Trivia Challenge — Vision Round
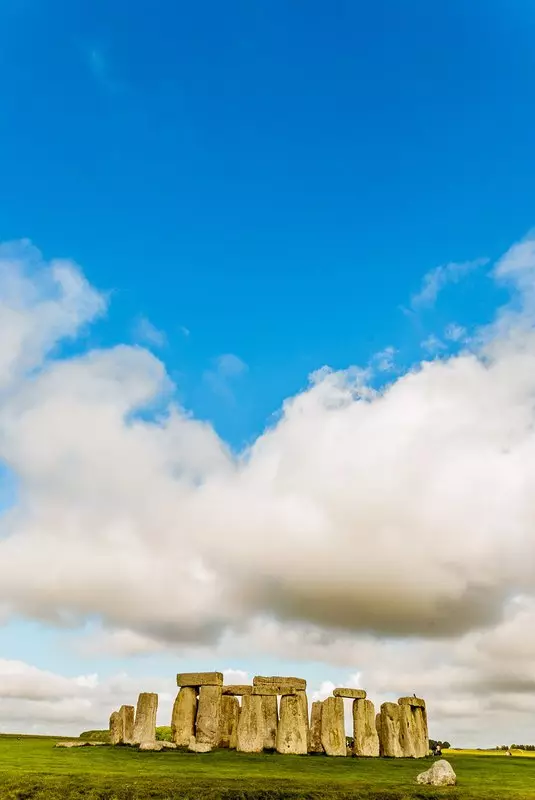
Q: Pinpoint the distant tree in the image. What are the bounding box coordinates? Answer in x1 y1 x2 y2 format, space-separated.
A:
442 741 451 750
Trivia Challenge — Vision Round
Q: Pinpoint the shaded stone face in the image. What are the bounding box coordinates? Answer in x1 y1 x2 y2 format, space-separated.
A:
222 685 253 696
276 694 308 755
379 702 403 758
333 688 367 699
398 701 428 758
253 675 307 690
171 687 198 747
320 696 346 757
177 672 223 687
218 695 240 749
398 696 425 708
308 700 324 754
109 710 122 745
375 713 383 756
119 705 135 745
353 698 379 757
261 695 278 750
252 685 297 696
194 685 222 750
132 693 158 745
236 695 264 753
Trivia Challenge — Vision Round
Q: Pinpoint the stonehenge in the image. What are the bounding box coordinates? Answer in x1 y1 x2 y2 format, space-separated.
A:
106 675 428 760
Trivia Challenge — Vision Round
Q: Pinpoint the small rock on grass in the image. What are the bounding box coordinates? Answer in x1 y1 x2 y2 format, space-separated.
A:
416 759 457 786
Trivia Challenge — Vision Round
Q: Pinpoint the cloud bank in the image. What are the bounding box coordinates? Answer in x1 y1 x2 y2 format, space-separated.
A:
2 233 535 743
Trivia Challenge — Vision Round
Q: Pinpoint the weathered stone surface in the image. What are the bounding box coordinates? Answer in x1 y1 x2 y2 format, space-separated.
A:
132 693 158 745
139 740 164 751
308 700 324 753
320 696 346 757
177 671 223 687
379 702 402 758
56 741 89 748
254 675 307 690
252 685 297 696
414 705 428 758
218 695 240 748
189 737 213 753
236 694 264 753
171 687 197 747
333 688 367 699
109 711 122 745
230 704 240 750
119 705 135 745
194 685 222 750
353 699 379 757
161 741 178 749
398 696 426 708
375 713 383 756
222 685 253 696
277 694 308 755
399 704 417 757
416 760 456 786
262 695 278 750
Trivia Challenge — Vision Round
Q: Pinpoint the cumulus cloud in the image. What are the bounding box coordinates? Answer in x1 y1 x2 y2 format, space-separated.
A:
3 234 535 743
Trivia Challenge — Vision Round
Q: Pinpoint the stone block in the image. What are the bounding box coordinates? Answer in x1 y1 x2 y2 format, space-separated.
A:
398 696 426 708
119 705 135 744
222 685 253 696
252 685 297 696
236 694 264 753
262 694 278 750
254 675 306 690
277 693 308 755
194 685 222 750
177 671 223 687
109 710 122 745
308 700 324 753
218 695 240 748
132 693 158 745
353 698 379 757
333 688 367 699
379 702 402 757
320 696 346 757
171 687 197 747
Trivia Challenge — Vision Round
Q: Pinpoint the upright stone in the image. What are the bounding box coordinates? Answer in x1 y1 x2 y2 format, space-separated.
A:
353 699 379 757
219 695 240 749
320 696 346 757
398 698 428 758
172 687 197 747
132 693 158 744
309 700 324 753
376 713 383 756
109 710 122 745
194 685 222 750
119 705 135 744
236 694 264 753
277 694 308 755
230 703 241 750
379 702 402 757
262 695 278 750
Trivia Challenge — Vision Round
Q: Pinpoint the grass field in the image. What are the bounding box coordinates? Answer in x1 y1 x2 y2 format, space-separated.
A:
1 735 535 800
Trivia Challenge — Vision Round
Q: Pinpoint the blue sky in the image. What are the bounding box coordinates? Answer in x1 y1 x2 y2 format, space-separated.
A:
2 0 535 743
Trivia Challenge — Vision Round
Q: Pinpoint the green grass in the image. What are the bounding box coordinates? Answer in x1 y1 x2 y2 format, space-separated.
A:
1 735 535 800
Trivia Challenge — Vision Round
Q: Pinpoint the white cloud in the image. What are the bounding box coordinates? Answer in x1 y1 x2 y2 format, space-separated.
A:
420 333 446 353
444 323 466 342
411 258 488 309
3 235 535 743
132 316 166 348
203 353 248 401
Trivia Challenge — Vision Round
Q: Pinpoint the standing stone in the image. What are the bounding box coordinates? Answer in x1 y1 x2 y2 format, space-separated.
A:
236 694 264 753
219 695 240 748
119 705 135 744
309 701 324 753
353 699 379 757
193 685 222 750
376 713 384 756
379 702 402 757
132 693 158 745
398 704 416 757
320 696 346 757
109 710 122 745
230 703 241 750
262 695 278 750
397 698 428 758
172 687 197 747
277 694 308 755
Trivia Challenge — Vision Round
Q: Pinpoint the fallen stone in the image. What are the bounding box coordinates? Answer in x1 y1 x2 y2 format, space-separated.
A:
236 694 264 753
308 700 324 753
194 685 222 750
333 688 367 699
55 741 89 748
252 685 297 696
177 671 223 687
160 741 178 749
189 737 213 753
416 760 456 786
119 705 135 745
353 698 379 757
379 703 402 758
254 675 307 690
222 685 253 696
171 687 197 747
320 696 346 757
109 710 122 745
262 694 278 750
398 696 426 708
139 741 163 751
218 695 240 748
132 693 158 745
277 694 308 755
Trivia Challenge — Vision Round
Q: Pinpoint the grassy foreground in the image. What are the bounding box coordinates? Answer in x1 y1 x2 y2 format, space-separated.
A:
1 735 535 800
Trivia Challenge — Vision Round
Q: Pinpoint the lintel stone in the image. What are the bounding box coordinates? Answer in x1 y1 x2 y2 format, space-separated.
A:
177 671 223 687
333 688 366 699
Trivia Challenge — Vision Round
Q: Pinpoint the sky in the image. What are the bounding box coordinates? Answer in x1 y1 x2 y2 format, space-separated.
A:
1 0 535 748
